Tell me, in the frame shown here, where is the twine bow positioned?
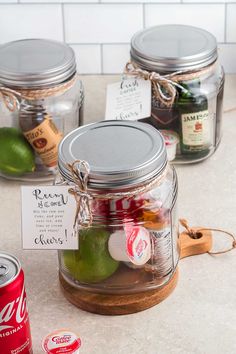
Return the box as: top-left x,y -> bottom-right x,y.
0,87 -> 21,112
180,218 -> 236,255
68,160 -> 93,230
125,62 -> 187,107
0,74 -> 77,112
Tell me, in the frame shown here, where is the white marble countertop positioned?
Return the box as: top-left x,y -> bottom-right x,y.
0,75 -> 236,354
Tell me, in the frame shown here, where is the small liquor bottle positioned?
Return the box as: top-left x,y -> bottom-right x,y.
177,81 -> 212,158
19,101 -> 63,171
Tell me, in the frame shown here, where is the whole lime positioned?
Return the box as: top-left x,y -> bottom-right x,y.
0,127 -> 35,176
63,228 -> 119,283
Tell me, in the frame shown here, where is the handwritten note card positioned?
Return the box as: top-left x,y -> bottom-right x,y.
21,186 -> 79,250
105,78 -> 151,121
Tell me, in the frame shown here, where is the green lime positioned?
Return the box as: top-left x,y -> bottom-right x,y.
63,228 -> 119,283
0,127 -> 35,176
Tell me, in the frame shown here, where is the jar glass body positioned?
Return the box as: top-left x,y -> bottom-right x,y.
137,62 -> 225,163
58,164 -> 179,295
0,76 -> 84,181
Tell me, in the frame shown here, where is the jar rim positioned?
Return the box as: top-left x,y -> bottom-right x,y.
130,25 -> 218,73
0,39 -> 76,88
58,120 -> 168,190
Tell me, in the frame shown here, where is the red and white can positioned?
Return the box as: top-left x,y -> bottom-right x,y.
0,252 -> 33,354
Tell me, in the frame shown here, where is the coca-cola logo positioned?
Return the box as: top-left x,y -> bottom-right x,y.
0,286 -> 27,332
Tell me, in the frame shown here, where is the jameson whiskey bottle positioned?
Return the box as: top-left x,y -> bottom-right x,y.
19,102 -> 63,171
177,81 -> 212,158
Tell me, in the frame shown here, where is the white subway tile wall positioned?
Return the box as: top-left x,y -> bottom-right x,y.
0,2 -> 235,73
103,44 -> 130,74
0,5 -> 63,42
145,4 -> 225,41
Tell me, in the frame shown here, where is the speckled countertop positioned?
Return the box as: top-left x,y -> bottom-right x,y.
0,75 -> 236,354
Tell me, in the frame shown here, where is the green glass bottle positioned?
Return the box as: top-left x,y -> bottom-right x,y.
177,80 -> 212,159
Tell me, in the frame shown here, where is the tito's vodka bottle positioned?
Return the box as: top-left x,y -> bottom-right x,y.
19,101 -> 63,171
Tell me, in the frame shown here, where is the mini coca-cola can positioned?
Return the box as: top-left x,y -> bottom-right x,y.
0,252 -> 33,354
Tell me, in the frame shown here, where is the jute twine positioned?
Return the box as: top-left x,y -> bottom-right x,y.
65,160 -> 168,229
58,161 -> 235,258
125,61 -> 217,108
67,160 -> 93,230
0,74 -> 77,112
180,218 -> 236,255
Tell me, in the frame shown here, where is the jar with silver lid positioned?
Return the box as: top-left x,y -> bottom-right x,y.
127,25 -> 224,163
57,120 -> 179,295
0,39 -> 84,181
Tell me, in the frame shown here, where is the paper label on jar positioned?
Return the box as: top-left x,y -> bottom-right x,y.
181,110 -> 211,146
23,115 -> 63,168
105,78 -> 151,121
21,186 -> 79,250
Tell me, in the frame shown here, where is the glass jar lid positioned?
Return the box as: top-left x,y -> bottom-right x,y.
58,120 -> 167,190
130,25 -> 218,72
0,39 -> 76,88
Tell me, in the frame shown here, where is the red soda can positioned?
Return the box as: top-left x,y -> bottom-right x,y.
0,252 -> 33,354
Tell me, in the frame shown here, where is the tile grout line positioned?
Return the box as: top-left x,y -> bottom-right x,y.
68,42 -> 130,45
142,3 -> 145,28
61,41 -> 236,45
224,3 -> 227,42
100,44 -> 104,74
61,3 -> 66,42
1,2 -> 235,5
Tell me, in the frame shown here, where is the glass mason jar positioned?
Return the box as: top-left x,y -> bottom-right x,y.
128,25 -> 224,163
0,39 -> 84,181
58,120 -> 179,295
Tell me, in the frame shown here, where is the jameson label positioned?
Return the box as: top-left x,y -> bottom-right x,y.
23,115 -> 63,168
105,78 -> 151,121
181,110 -> 211,146
21,186 -> 78,250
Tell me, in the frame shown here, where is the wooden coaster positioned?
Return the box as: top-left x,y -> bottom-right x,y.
59,228 -> 212,315
59,270 -> 178,315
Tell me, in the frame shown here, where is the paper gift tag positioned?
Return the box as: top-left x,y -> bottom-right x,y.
105,77 -> 151,121
21,186 -> 79,250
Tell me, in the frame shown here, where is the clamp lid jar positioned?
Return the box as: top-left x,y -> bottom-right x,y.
57,120 -> 179,296
127,25 -> 224,164
0,39 -> 84,182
